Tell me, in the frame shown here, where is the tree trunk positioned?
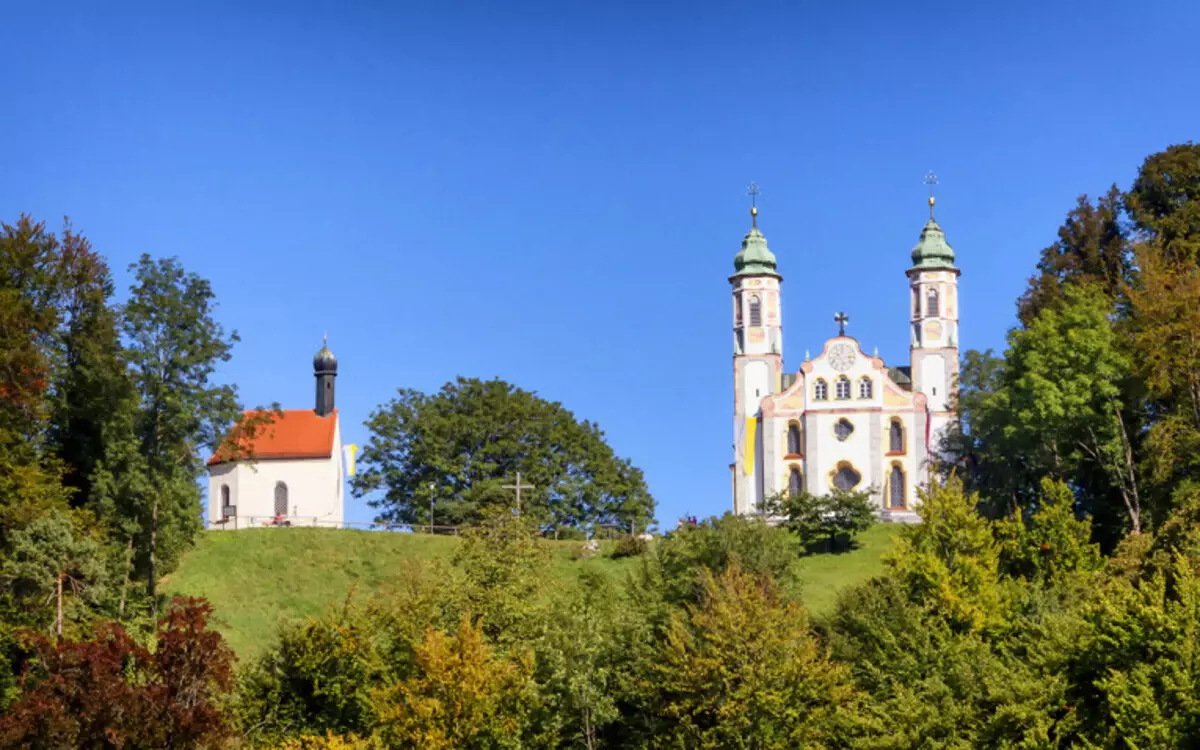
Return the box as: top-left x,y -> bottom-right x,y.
118,532 -> 135,617
56,574 -> 63,639
1114,406 -> 1143,534
147,494 -> 159,612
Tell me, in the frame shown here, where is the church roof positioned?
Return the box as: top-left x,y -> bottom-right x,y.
731,218 -> 780,279
207,409 -> 338,466
910,218 -> 957,270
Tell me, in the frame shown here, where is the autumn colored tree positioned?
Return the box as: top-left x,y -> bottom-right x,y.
647,563 -> 863,748
0,597 -> 234,748
372,615 -> 539,750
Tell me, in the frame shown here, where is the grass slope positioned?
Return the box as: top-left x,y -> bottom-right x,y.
164,524 -> 903,661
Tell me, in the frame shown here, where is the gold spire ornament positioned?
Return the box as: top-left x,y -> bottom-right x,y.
746,181 -> 760,228
924,170 -> 939,220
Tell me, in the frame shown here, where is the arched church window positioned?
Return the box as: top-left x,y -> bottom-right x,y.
889,419 -> 905,453
749,295 -> 762,327
835,376 -> 851,400
787,423 -> 802,455
788,467 -> 803,496
814,379 -> 828,401
274,482 -> 289,517
221,485 -> 233,518
834,418 -> 854,442
833,464 -> 862,491
927,288 -> 939,317
858,377 -> 873,399
913,288 -> 920,317
735,295 -> 743,326
889,465 -> 905,508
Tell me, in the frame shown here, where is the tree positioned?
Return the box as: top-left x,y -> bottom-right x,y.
1,512 -> 108,638
1126,142 -> 1200,265
996,478 -> 1102,585
648,563 -> 863,748
352,377 -> 654,532
372,615 -> 539,750
0,597 -> 235,748
1017,187 -> 1132,326
771,489 -> 875,552
121,255 -> 241,607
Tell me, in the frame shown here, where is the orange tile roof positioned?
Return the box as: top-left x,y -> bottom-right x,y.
207,409 -> 337,466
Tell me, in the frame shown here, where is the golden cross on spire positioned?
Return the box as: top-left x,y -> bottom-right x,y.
746,181 -> 760,228
924,170 -> 939,220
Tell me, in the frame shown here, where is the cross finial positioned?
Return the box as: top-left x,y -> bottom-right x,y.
834,312 -> 849,336
746,181 -> 760,228
924,170 -> 939,220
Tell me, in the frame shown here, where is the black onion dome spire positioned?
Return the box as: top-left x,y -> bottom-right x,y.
314,336 -> 337,373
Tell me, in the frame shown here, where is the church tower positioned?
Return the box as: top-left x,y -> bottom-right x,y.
908,175 -> 960,457
314,337 -> 337,417
730,189 -> 783,515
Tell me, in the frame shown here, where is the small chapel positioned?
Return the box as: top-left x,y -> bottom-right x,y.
731,183 -> 960,522
206,340 -> 346,529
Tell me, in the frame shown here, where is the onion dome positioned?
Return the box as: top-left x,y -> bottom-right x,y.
313,337 -> 337,373
910,218 -> 957,270
731,205 -> 780,279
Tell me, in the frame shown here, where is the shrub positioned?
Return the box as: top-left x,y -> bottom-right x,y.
611,535 -> 648,559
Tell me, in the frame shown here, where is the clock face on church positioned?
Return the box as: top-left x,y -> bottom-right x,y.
828,343 -> 856,372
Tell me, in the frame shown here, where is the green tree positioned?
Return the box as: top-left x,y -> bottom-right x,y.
996,478 -> 1102,585
771,489 -> 875,552
121,255 -> 241,607
1126,142 -> 1200,265
352,377 -> 654,531
1,512 -> 108,638
648,563 -> 862,748
1017,187 -> 1132,326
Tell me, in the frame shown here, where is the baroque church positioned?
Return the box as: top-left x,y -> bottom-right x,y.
206,340 -> 347,529
731,188 -> 960,521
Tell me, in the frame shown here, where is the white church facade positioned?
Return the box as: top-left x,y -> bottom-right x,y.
206,341 -> 346,529
731,190 -> 960,521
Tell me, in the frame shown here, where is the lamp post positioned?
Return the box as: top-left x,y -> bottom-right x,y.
429,482 -> 435,534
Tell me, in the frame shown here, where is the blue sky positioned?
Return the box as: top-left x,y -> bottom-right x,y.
2,1 -> 1197,527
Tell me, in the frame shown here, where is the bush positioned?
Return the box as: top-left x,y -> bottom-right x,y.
611,535 -> 648,559
771,489 -> 876,552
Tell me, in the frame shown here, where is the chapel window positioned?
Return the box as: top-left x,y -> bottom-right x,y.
749,295 -> 762,327
859,377 -> 873,399
786,423 -> 802,455
833,464 -> 862,491
814,379 -> 828,401
835,376 -> 851,400
927,288 -> 939,317
835,418 -> 855,442
889,465 -> 905,508
889,420 -> 905,453
788,467 -> 803,496
274,482 -> 289,517
221,485 -> 233,518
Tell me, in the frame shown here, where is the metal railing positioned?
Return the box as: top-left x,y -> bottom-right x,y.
207,515 -> 464,534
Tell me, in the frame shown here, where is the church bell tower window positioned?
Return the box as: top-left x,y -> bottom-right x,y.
749,295 -> 761,327
927,288 -> 939,317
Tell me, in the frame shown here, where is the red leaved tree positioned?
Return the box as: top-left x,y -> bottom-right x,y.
0,597 -> 235,749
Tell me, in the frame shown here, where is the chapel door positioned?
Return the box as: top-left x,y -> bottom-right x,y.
274,482 -> 289,517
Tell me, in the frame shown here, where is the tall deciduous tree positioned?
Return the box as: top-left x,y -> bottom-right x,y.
1126,142 -> 1200,265
353,377 -> 655,532
121,255 -> 240,606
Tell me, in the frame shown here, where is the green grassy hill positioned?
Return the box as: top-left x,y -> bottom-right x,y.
163,524 -> 902,660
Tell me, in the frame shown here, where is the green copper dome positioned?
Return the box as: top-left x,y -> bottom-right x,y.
732,224 -> 780,279
910,218 -> 957,270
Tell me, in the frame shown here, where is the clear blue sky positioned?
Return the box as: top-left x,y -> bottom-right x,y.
2,1 -> 1197,527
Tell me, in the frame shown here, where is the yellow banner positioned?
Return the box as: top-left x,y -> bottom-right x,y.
744,417 -> 756,474
344,444 -> 357,477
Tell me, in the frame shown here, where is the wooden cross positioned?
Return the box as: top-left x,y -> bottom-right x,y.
502,472 -> 535,515
746,181 -> 760,227
834,312 -> 849,336
924,170 -> 939,219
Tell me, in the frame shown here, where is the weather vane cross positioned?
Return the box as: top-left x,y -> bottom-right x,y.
834,311 -> 849,336
746,181 -> 760,227
924,170 -> 939,220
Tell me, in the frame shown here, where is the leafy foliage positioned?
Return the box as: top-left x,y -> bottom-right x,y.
351,377 -> 654,532
771,488 -> 875,552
